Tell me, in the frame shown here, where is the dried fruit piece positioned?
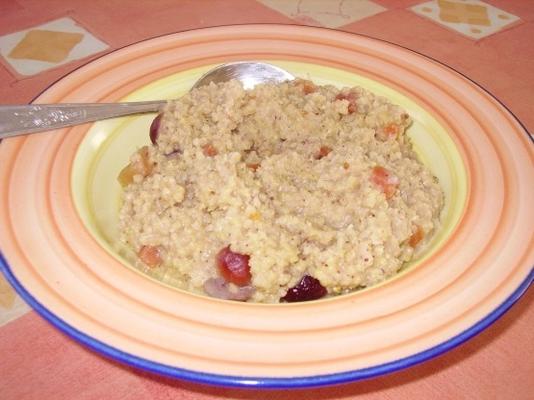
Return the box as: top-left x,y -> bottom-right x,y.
296,79 -> 317,94
149,113 -> 162,144
118,164 -> 136,187
202,143 -> 218,157
118,146 -> 154,186
281,275 -> 327,302
335,92 -> 358,114
376,122 -> 401,141
343,162 -> 350,170
248,212 -> 261,221
246,163 -> 260,171
370,166 -> 399,199
165,148 -> 182,158
203,277 -> 255,301
216,246 -> 251,286
383,123 -> 400,137
138,245 -> 162,268
408,225 -> 425,247
314,145 -> 332,160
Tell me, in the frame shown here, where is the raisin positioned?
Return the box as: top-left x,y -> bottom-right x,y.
149,114 -> 162,144
281,275 -> 327,302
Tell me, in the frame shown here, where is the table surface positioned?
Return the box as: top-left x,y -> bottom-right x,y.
0,1 -> 532,399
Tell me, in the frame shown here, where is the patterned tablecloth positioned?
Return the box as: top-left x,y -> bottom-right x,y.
0,1 -> 532,399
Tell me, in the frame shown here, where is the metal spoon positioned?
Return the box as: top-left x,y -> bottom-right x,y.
0,61 -> 294,139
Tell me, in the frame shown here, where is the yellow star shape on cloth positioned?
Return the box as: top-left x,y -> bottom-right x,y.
8,29 -> 84,63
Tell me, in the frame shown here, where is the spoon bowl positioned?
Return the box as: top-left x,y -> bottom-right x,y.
0,61 -> 294,139
192,61 -> 294,90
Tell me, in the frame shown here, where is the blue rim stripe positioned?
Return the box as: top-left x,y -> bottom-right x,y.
0,250 -> 532,388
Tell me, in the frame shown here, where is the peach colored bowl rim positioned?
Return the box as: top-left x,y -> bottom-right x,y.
0,25 -> 533,388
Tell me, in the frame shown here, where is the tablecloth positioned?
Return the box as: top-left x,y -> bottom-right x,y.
0,1 -> 532,399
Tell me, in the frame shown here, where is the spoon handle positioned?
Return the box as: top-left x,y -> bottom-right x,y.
0,100 -> 167,139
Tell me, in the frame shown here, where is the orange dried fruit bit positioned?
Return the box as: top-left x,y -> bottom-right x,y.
202,143 -> 218,157
314,146 -> 332,160
118,146 -> 154,186
370,166 -> 399,199
118,164 -> 136,186
408,225 -> 425,247
384,123 -> 400,137
384,185 -> 397,199
296,79 -> 317,94
138,245 -> 162,268
302,81 -> 317,95
335,92 -> 358,114
248,212 -> 261,221
246,163 -> 260,171
376,123 -> 401,141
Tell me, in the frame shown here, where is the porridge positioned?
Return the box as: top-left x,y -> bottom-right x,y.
117,78 -> 444,303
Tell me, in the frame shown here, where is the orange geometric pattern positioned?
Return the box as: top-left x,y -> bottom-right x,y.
411,0 -> 520,40
438,0 -> 490,26
9,29 -> 84,63
0,17 -> 109,76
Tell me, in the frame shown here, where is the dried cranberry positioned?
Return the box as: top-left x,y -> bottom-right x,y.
216,246 -> 251,286
149,113 -> 162,144
281,275 -> 327,302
